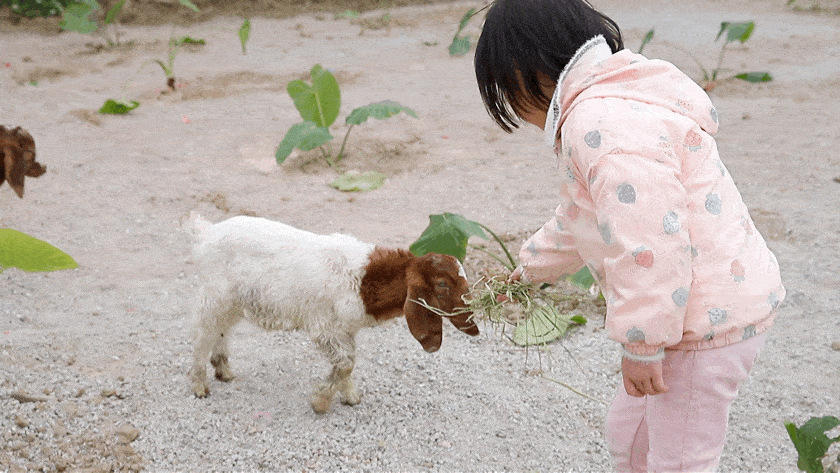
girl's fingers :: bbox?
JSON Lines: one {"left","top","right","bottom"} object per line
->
{"left": 624, "top": 377, "right": 644, "bottom": 397}
{"left": 652, "top": 376, "right": 669, "bottom": 394}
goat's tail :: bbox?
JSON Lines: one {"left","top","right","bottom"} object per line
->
{"left": 182, "top": 211, "right": 212, "bottom": 243}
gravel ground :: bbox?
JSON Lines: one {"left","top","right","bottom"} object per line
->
{"left": 2, "top": 0, "right": 840, "bottom": 471}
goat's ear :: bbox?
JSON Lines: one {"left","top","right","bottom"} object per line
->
{"left": 403, "top": 284, "right": 443, "bottom": 353}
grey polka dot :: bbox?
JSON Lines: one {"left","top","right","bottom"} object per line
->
{"left": 742, "top": 325, "right": 756, "bottom": 340}
{"left": 705, "top": 193, "right": 722, "bottom": 215}
{"left": 671, "top": 287, "right": 689, "bottom": 307}
{"left": 703, "top": 331, "right": 715, "bottom": 341}
{"left": 690, "top": 246, "right": 699, "bottom": 258}
{"left": 716, "top": 159, "right": 726, "bottom": 176}
{"left": 584, "top": 130, "right": 602, "bottom": 149}
{"left": 598, "top": 222, "right": 611, "bottom": 245}
{"left": 768, "top": 292, "right": 780, "bottom": 310}
{"left": 617, "top": 183, "right": 636, "bottom": 204}
{"left": 626, "top": 327, "right": 645, "bottom": 343}
{"left": 663, "top": 211, "right": 681, "bottom": 234}
{"left": 710, "top": 107, "right": 719, "bottom": 124}
{"left": 708, "top": 308, "right": 728, "bottom": 325}
{"left": 527, "top": 241, "right": 539, "bottom": 256}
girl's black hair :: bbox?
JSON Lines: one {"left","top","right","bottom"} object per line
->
{"left": 475, "top": 0, "right": 623, "bottom": 132}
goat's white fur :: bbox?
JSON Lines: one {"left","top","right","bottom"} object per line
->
{"left": 184, "top": 213, "right": 475, "bottom": 413}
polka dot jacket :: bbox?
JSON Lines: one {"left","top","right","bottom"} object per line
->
{"left": 520, "top": 36, "right": 785, "bottom": 361}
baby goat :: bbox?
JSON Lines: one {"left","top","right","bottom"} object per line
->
{"left": 184, "top": 213, "right": 478, "bottom": 413}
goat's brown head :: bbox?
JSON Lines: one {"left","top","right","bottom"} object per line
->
{"left": 403, "top": 253, "right": 479, "bottom": 352}
{"left": 1, "top": 126, "right": 45, "bottom": 198}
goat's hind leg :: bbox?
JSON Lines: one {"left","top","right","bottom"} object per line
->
{"left": 190, "top": 302, "right": 240, "bottom": 397}
{"left": 311, "top": 334, "right": 359, "bottom": 413}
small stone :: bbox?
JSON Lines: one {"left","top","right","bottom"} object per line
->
{"left": 831, "top": 341, "right": 840, "bottom": 351}
{"left": 14, "top": 415, "right": 29, "bottom": 428}
{"left": 115, "top": 424, "right": 140, "bottom": 443}
{"left": 10, "top": 391, "right": 48, "bottom": 403}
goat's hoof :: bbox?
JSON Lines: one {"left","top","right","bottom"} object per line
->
{"left": 214, "top": 371, "right": 235, "bottom": 382}
{"left": 341, "top": 392, "right": 361, "bottom": 406}
{"left": 310, "top": 396, "right": 332, "bottom": 414}
{"left": 192, "top": 384, "right": 210, "bottom": 398}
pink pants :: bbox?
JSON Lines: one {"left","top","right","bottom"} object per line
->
{"left": 606, "top": 332, "right": 767, "bottom": 473}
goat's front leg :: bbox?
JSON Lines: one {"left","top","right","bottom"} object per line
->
{"left": 311, "top": 334, "right": 359, "bottom": 414}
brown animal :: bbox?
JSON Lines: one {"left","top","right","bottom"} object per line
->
{"left": 1, "top": 126, "right": 46, "bottom": 198}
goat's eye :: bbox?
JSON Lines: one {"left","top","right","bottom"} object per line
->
{"left": 436, "top": 281, "right": 448, "bottom": 288}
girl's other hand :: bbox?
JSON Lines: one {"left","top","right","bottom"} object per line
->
{"left": 621, "top": 357, "right": 669, "bottom": 397}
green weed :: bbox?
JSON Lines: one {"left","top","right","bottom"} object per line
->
{"left": 275, "top": 64, "right": 416, "bottom": 170}
{"left": 786, "top": 416, "right": 840, "bottom": 473}
{"left": 0, "top": 229, "right": 77, "bottom": 274}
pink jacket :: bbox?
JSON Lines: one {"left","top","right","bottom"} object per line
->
{"left": 519, "top": 36, "right": 785, "bottom": 360}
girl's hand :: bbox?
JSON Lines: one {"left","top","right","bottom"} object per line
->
{"left": 621, "top": 357, "right": 669, "bottom": 397}
{"left": 508, "top": 265, "right": 524, "bottom": 283}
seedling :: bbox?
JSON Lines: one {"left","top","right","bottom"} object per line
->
{"left": 238, "top": 19, "right": 251, "bottom": 54}
{"left": 448, "top": 8, "right": 475, "bottom": 57}
{"left": 60, "top": 0, "right": 127, "bottom": 47}
{"left": 275, "top": 64, "right": 417, "bottom": 168}
{"left": 150, "top": 34, "right": 205, "bottom": 91}
{"left": 637, "top": 28, "right": 655, "bottom": 54}
{"left": 785, "top": 416, "right": 840, "bottom": 473}
{"left": 649, "top": 21, "right": 772, "bottom": 90}
{"left": 5, "top": 0, "right": 69, "bottom": 17}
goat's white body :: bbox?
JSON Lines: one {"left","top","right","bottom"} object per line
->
{"left": 189, "top": 215, "right": 377, "bottom": 336}
{"left": 186, "top": 214, "right": 378, "bottom": 412}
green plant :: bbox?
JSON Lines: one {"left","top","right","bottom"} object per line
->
{"left": 238, "top": 19, "right": 251, "bottom": 54}
{"left": 151, "top": 34, "right": 204, "bottom": 91}
{"left": 0, "top": 229, "right": 77, "bottom": 273}
{"left": 637, "top": 28, "right": 655, "bottom": 54}
{"left": 3, "top": 0, "right": 71, "bottom": 17}
{"left": 409, "top": 212, "right": 596, "bottom": 347}
{"left": 98, "top": 98, "right": 139, "bottom": 114}
{"left": 786, "top": 416, "right": 840, "bottom": 473}
{"left": 448, "top": 8, "right": 475, "bottom": 57}
{"left": 275, "top": 64, "right": 417, "bottom": 168}
{"left": 60, "top": 0, "right": 126, "bottom": 46}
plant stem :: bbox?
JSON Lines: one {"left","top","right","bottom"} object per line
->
{"left": 336, "top": 124, "right": 355, "bottom": 162}
{"left": 318, "top": 146, "right": 335, "bottom": 167}
{"left": 540, "top": 373, "right": 608, "bottom": 405}
{"left": 468, "top": 244, "right": 514, "bottom": 272}
{"left": 476, "top": 222, "right": 517, "bottom": 270}
{"left": 713, "top": 41, "right": 730, "bottom": 81}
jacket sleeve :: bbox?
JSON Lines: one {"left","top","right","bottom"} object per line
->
{"left": 518, "top": 206, "right": 586, "bottom": 285}
{"left": 587, "top": 150, "right": 694, "bottom": 361}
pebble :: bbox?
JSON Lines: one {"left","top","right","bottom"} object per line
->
{"left": 832, "top": 341, "right": 840, "bottom": 351}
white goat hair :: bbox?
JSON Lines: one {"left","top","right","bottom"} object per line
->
{"left": 184, "top": 213, "right": 478, "bottom": 413}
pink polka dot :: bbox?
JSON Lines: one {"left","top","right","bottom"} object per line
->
{"left": 567, "top": 203, "right": 580, "bottom": 220}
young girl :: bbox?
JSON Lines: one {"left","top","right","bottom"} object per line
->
{"left": 474, "top": 0, "right": 785, "bottom": 471}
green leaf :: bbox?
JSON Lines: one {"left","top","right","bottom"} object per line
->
{"left": 176, "top": 36, "right": 205, "bottom": 45}
{"left": 98, "top": 99, "right": 139, "bottom": 114}
{"left": 238, "top": 19, "right": 251, "bottom": 54}
{"left": 0, "top": 229, "right": 78, "bottom": 273}
{"left": 568, "top": 266, "right": 596, "bottom": 291}
{"left": 409, "top": 212, "right": 488, "bottom": 262}
{"left": 638, "top": 28, "right": 655, "bottom": 54}
{"left": 275, "top": 121, "right": 333, "bottom": 164}
{"left": 570, "top": 315, "right": 588, "bottom": 325}
{"left": 716, "top": 21, "right": 755, "bottom": 43}
{"left": 735, "top": 72, "right": 772, "bottom": 83}
{"left": 345, "top": 100, "right": 417, "bottom": 126}
{"left": 329, "top": 171, "right": 387, "bottom": 192}
{"left": 60, "top": 1, "right": 99, "bottom": 34}
{"left": 178, "top": 0, "right": 200, "bottom": 12}
{"left": 287, "top": 64, "right": 341, "bottom": 128}
{"left": 103, "top": 0, "right": 125, "bottom": 25}
{"left": 334, "top": 10, "right": 359, "bottom": 19}
{"left": 448, "top": 36, "right": 471, "bottom": 57}
{"left": 455, "top": 8, "right": 475, "bottom": 36}
{"left": 785, "top": 416, "right": 840, "bottom": 473}
{"left": 512, "top": 304, "right": 575, "bottom": 346}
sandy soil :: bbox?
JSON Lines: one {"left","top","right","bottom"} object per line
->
{"left": 1, "top": 0, "right": 839, "bottom": 471}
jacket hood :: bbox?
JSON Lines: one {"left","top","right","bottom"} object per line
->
{"left": 545, "top": 36, "right": 719, "bottom": 147}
